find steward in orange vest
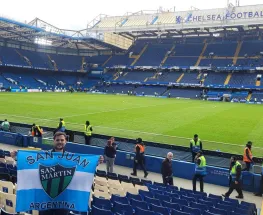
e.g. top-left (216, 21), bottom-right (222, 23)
top-left (131, 138), bottom-right (148, 178)
top-left (242, 141), bottom-right (253, 171)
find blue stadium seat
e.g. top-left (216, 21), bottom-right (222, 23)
top-left (96, 170), bottom-right (107, 178)
top-left (167, 185), bottom-right (179, 191)
top-left (141, 179), bottom-right (152, 185)
top-left (154, 193), bottom-right (170, 202)
top-left (203, 211), bottom-right (217, 215)
top-left (153, 182), bottom-right (166, 187)
top-left (193, 191), bottom-right (207, 197)
top-left (216, 203), bottom-right (235, 213)
top-left (111, 195), bottom-right (129, 205)
top-left (126, 192), bottom-right (142, 201)
top-left (171, 190), bottom-right (184, 197)
top-left (4, 151), bottom-right (11, 157)
top-left (172, 198), bottom-right (188, 207)
top-left (130, 199), bottom-right (148, 210)
top-left (92, 205), bottom-right (113, 215)
top-left (190, 202), bottom-right (209, 214)
top-left (118, 174), bottom-right (130, 182)
top-left (188, 192), bottom-right (205, 200)
top-left (135, 207), bottom-right (155, 215)
top-left (208, 194), bottom-right (223, 200)
top-left (166, 192), bottom-right (180, 199)
top-left (130, 177), bottom-right (142, 185)
top-left (171, 209), bottom-right (191, 215)
top-left (149, 188), bottom-right (163, 195)
top-left (92, 196), bottom-right (112, 210)
top-left (162, 201), bottom-right (181, 211)
top-left (203, 197), bottom-right (220, 205)
top-left (0, 163), bottom-right (6, 168)
top-left (198, 199), bottom-right (214, 208)
top-left (209, 207), bottom-right (228, 215)
top-left (107, 172), bottom-right (118, 180)
top-left (139, 190), bottom-right (154, 199)
top-left (234, 207), bottom-right (252, 215)
top-left (182, 206), bottom-right (201, 215)
top-left (144, 196), bottom-right (161, 206)
top-left (113, 201), bottom-right (133, 215)
top-left (241, 201), bottom-right (256, 212)
top-left (149, 203), bottom-right (169, 215)
top-left (181, 195), bottom-right (196, 203)
top-left (223, 198), bottom-right (239, 206)
top-left (0, 209), bottom-right (18, 215)
top-left (180, 188), bottom-right (193, 193)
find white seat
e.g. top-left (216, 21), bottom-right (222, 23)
top-left (93, 190), bottom-right (111, 199)
top-left (0, 181), bottom-right (15, 194)
top-left (109, 188), bottom-right (126, 197)
top-left (3, 192), bottom-right (16, 213)
top-left (124, 187), bottom-right (139, 195)
top-left (135, 185), bottom-right (149, 191)
top-left (94, 184), bottom-right (109, 193)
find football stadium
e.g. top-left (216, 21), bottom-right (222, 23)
top-left (0, 1), bottom-right (263, 215)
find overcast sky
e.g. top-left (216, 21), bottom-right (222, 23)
top-left (0, 0), bottom-right (263, 30)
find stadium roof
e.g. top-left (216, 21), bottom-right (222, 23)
top-left (87, 4), bottom-right (263, 38)
top-left (0, 16), bottom-right (122, 51)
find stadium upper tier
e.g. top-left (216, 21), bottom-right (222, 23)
top-left (1, 37), bottom-right (263, 71)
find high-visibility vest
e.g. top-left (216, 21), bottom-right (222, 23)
top-left (2, 122), bottom-right (10, 131)
top-left (243, 147), bottom-right (253, 163)
top-left (135, 144), bottom-right (145, 153)
top-left (230, 161), bottom-right (242, 181)
top-left (57, 121), bottom-right (66, 132)
top-left (190, 139), bottom-right (201, 152)
top-left (195, 155), bottom-right (207, 175)
top-left (31, 125), bottom-right (43, 136)
top-left (84, 125), bottom-right (92, 136)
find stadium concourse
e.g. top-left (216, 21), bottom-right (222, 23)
top-left (0, 142), bottom-right (261, 215)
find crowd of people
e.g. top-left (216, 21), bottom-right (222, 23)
top-left (0, 118), bottom-right (262, 215)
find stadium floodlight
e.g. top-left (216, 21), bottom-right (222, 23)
top-left (34, 38), bottom-right (52, 46)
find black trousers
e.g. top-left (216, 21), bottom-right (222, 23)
top-left (162, 175), bottom-right (173, 185)
top-left (192, 152), bottom-right (197, 163)
top-left (193, 174), bottom-right (205, 192)
top-left (133, 159), bottom-right (147, 175)
top-left (242, 162), bottom-right (251, 171)
top-left (225, 181), bottom-right (243, 197)
top-left (84, 135), bottom-right (92, 145)
top-left (39, 209), bottom-right (69, 215)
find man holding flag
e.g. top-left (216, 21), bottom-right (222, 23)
top-left (12, 132), bottom-right (104, 215)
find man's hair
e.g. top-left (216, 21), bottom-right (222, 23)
top-left (4, 119), bottom-right (7, 121)
top-left (136, 138), bottom-right (142, 143)
top-left (60, 118), bottom-right (63, 121)
top-left (197, 150), bottom-right (203, 155)
top-left (247, 141), bottom-right (252, 146)
top-left (53, 132), bottom-right (67, 140)
top-left (194, 134), bottom-right (198, 138)
top-left (231, 156), bottom-right (237, 161)
top-left (167, 152), bottom-right (173, 157)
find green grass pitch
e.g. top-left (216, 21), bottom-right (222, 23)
top-left (0, 93), bottom-right (263, 156)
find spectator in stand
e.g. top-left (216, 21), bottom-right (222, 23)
top-left (11, 131), bottom-right (104, 215)
top-left (29, 123), bottom-right (43, 137)
top-left (1, 119), bottom-right (10, 132)
top-left (242, 141), bottom-right (253, 171)
top-left (104, 140), bottom-right (117, 173)
top-left (161, 152), bottom-right (174, 185)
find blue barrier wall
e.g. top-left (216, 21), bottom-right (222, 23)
top-left (0, 131), bottom-right (260, 193)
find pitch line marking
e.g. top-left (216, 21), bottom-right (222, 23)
top-left (1, 113), bottom-right (263, 150)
